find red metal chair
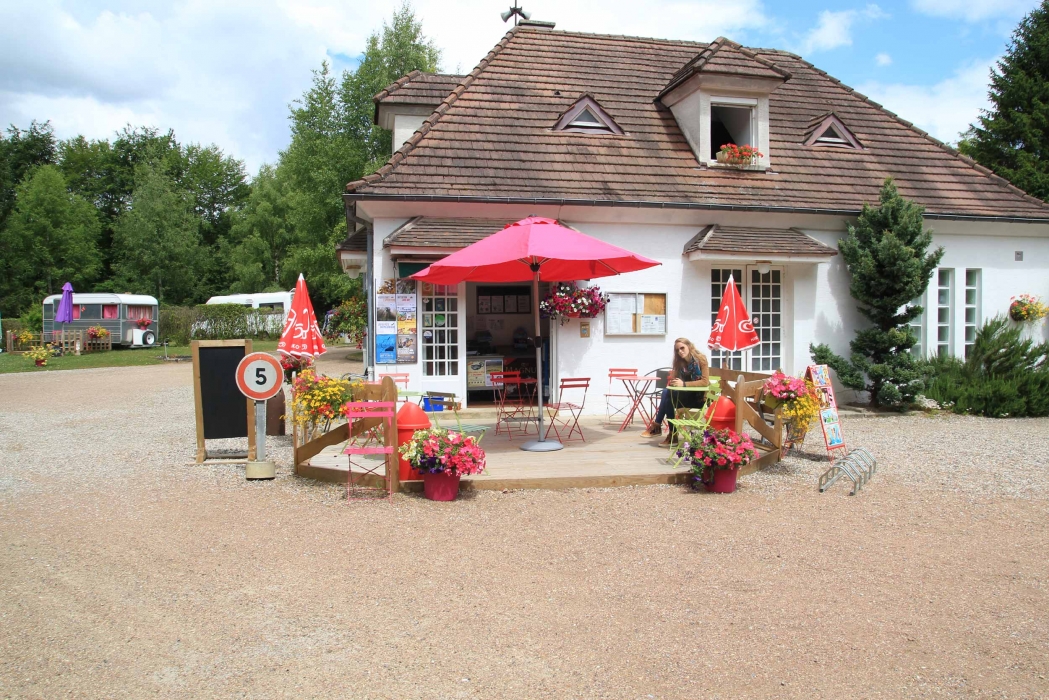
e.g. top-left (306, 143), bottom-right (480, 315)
top-left (545, 377), bottom-right (590, 443)
top-left (343, 401), bottom-right (396, 501)
top-left (605, 368), bottom-right (638, 425)
top-left (489, 370), bottom-right (536, 440)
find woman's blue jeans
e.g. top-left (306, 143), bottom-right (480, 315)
top-left (652, 388), bottom-right (702, 429)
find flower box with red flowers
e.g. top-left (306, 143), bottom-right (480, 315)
top-left (135, 318), bottom-right (152, 330)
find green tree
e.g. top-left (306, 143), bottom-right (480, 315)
top-left (341, 1), bottom-right (442, 171)
top-left (0, 165), bottom-right (101, 315)
top-left (958, 0), bottom-right (1049, 201)
top-left (0, 120), bottom-right (58, 228)
top-left (227, 165), bottom-right (294, 292)
top-left (110, 164), bottom-right (202, 304)
top-left (810, 179), bottom-right (944, 409)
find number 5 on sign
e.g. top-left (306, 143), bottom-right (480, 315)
top-left (236, 352), bottom-right (283, 401)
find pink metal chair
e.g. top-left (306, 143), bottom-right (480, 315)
top-left (378, 373), bottom-right (410, 402)
top-left (545, 377), bottom-right (590, 443)
top-left (605, 368), bottom-right (637, 425)
top-left (343, 401), bottom-right (396, 501)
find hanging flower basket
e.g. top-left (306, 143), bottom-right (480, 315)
top-left (539, 283), bottom-right (608, 325)
top-left (1009, 294), bottom-right (1048, 323)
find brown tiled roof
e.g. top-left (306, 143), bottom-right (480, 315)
top-left (336, 228), bottom-right (368, 253)
top-left (661, 37), bottom-right (790, 97)
top-left (384, 217), bottom-right (512, 248)
top-left (374, 71), bottom-right (464, 106)
top-left (347, 27), bottom-right (1049, 221)
top-left (684, 225), bottom-right (838, 257)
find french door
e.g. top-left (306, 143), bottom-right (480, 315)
top-left (710, 267), bottom-right (783, 373)
top-left (420, 283), bottom-right (464, 395)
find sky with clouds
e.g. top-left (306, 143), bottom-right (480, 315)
top-left (0, 0), bottom-right (1040, 175)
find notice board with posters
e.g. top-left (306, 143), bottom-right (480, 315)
top-left (806, 364), bottom-right (847, 456)
top-left (192, 339), bottom-right (256, 463)
top-left (604, 292), bottom-right (667, 336)
top-left (376, 278), bottom-right (418, 364)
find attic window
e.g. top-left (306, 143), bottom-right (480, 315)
top-left (805, 114), bottom-right (863, 150)
top-left (553, 95), bottom-right (623, 135)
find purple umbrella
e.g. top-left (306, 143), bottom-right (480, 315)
top-left (54, 283), bottom-right (74, 338)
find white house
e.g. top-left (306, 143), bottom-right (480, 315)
top-left (337, 23), bottom-right (1049, 410)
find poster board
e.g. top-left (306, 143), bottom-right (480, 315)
top-left (604, 292), bottom-right (667, 335)
top-left (805, 364), bottom-right (847, 456)
top-left (192, 339), bottom-right (256, 463)
top-left (375, 278), bottom-right (419, 364)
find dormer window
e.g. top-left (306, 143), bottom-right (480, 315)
top-left (805, 113), bottom-right (863, 150)
top-left (709, 97), bottom-right (756, 160)
top-left (553, 95), bottom-right (623, 135)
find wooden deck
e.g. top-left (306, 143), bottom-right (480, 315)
top-left (301, 416), bottom-right (774, 491)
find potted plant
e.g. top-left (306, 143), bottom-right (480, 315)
top-left (676, 427), bottom-right (757, 493)
top-left (136, 317), bottom-right (152, 330)
top-left (716, 143), bottom-right (763, 167)
top-left (762, 370), bottom-right (820, 453)
top-left (24, 344), bottom-right (56, 367)
top-left (1009, 294), bottom-right (1048, 323)
top-left (289, 368), bottom-right (360, 439)
top-left (280, 354), bottom-right (314, 383)
top-left (87, 325), bottom-right (110, 340)
top-left (398, 428), bottom-right (486, 501)
top-left (540, 283), bottom-right (608, 324)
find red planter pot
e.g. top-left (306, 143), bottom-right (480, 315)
top-left (34, 359), bottom-right (45, 367)
top-left (703, 467), bottom-right (739, 494)
top-left (423, 471), bottom-right (461, 501)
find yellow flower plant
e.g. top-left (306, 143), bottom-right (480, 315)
top-left (290, 368), bottom-right (363, 437)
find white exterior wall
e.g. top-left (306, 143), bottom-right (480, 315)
top-left (369, 211), bottom-right (1049, 412)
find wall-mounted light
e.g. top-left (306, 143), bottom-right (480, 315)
top-left (339, 251), bottom-right (365, 279)
top-left (756, 262), bottom-right (772, 275)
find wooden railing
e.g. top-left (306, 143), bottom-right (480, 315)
top-left (708, 367), bottom-right (783, 474)
top-left (292, 376), bottom-right (400, 491)
top-left (5, 330), bottom-right (112, 355)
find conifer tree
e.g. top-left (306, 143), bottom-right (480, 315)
top-left (958, 0), bottom-right (1049, 201)
top-left (811, 179), bottom-right (944, 408)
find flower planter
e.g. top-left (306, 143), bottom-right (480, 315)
top-left (423, 471), bottom-right (461, 501)
top-left (34, 359), bottom-right (45, 367)
top-left (701, 467), bottom-right (738, 494)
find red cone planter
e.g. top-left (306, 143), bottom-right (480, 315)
top-left (423, 471), bottom-right (461, 501)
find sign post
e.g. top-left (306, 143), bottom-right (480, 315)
top-left (236, 352), bottom-right (284, 480)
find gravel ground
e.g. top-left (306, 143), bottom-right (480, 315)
top-left (1, 364), bottom-right (1048, 699)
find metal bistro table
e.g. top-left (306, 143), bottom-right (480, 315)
top-left (617, 374), bottom-right (660, 432)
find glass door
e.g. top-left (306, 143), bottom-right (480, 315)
top-left (420, 283), bottom-right (464, 395)
top-left (710, 266), bottom-right (783, 373)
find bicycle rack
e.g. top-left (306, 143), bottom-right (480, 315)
top-left (818, 447), bottom-right (877, 496)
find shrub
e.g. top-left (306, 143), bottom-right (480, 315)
top-left (923, 315), bottom-right (1049, 417)
top-left (159, 306), bottom-right (199, 345)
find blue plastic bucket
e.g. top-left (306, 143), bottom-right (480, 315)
top-left (421, 397), bottom-right (444, 412)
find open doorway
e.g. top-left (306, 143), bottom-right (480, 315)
top-left (464, 282), bottom-right (551, 405)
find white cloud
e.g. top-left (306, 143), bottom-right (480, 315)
top-left (875, 52), bottom-right (892, 66)
top-left (0, 0), bottom-right (772, 174)
top-left (856, 58), bottom-right (995, 145)
top-left (796, 4), bottom-right (887, 55)
top-left (911, 0), bottom-right (1037, 22)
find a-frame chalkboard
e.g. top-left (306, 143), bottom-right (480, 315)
top-left (192, 339), bottom-right (256, 463)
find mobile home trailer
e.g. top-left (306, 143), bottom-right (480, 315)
top-left (43, 293), bottom-right (159, 347)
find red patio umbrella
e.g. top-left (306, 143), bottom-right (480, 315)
top-left (278, 274), bottom-right (327, 357)
top-left (412, 216), bottom-right (660, 452)
top-left (707, 274), bottom-right (760, 352)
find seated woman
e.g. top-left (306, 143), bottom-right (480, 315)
top-left (640, 337), bottom-right (710, 444)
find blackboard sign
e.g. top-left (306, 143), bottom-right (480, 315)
top-left (192, 340), bottom-right (256, 463)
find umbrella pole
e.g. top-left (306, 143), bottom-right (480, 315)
top-left (521, 267), bottom-right (563, 452)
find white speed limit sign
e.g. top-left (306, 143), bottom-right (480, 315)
top-left (236, 352), bottom-right (284, 401)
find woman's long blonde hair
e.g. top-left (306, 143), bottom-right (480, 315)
top-left (671, 337), bottom-right (706, 375)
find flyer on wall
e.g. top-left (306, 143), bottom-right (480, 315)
top-left (376, 334), bottom-right (396, 363)
top-left (396, 335), bottom-right (416, 362)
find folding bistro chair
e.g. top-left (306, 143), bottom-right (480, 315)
top-left (605, 368), bottom-right (638, 425)
top-left (665, 380), bottom-right (721, 466)
top-left (545, 377), bottom-right (590, 443)
top-left (423, 391), bottom-right (489, 443)
top-left (343, 401), bottom-right (396, 501)
top-left (378, 373), bottom-right (411, 403)
top-left (642, 367), bottom-right (672, 424)
top-left (489, 370), bottom-right (535, 440)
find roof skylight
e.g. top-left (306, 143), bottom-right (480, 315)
top-left (553, 95), bottom-right (623, 135)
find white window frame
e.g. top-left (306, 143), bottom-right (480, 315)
top-left (709, 96), bottom-right (757, 165)
top-left (908, 292), bottom-right (926, 359)
top-left (964, 269), bottom-right (981, 358)
top-left (936, 268), bottom-right (954, 358)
